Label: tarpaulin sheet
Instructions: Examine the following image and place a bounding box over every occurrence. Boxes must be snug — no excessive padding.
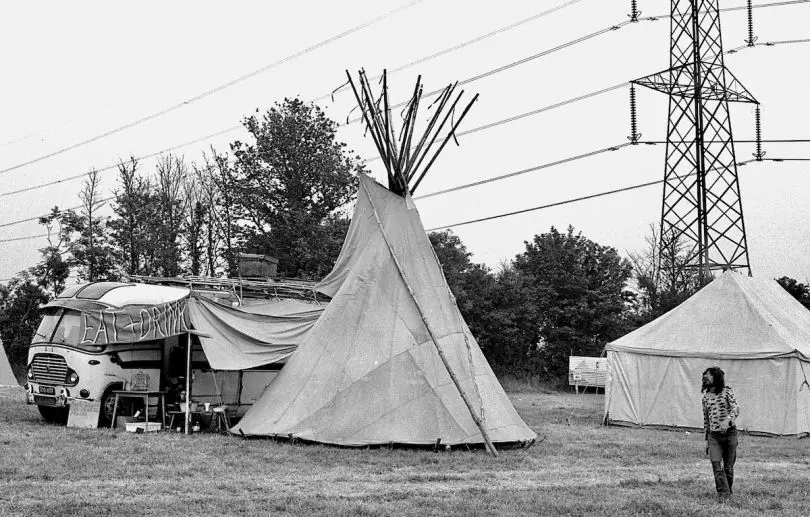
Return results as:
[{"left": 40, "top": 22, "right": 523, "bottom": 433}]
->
[
  {"left": 233, "top": 175, "right": 536, "bottom": 446},
  {"left": 187, "top": 295, "right": 324, "bottom": 371}
]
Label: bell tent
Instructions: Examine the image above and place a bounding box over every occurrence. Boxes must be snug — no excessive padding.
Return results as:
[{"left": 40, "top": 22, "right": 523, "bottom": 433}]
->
[
  {"left": 232, "top": 71, "right": 536, "bottom": 452},
  {"left": 604, "top": 271, "right": 810, "bottom": 436},
  {"left": 0, "top": 339, "right": 18, "bottom": 387}
]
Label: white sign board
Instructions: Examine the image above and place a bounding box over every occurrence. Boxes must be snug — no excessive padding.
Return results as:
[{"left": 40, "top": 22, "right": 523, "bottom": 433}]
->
[{"left": 67, "top": 398, "right": 101, "bottom": 429}]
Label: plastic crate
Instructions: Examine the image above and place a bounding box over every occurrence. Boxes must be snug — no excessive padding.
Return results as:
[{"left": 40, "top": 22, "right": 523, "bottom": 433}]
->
[{"left": 125, "top": 422, "right": 162, "bottom": 433}]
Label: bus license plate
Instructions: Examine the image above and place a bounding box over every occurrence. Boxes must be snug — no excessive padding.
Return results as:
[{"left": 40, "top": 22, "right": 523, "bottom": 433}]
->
[{"left": 39, "top": 386, "right": 55, "bottom": 395}]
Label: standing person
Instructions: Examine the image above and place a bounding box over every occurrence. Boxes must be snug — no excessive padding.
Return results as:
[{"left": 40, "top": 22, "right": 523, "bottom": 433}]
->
[{"left": 702, "top": 366, "right": 740, "bottom": 499}]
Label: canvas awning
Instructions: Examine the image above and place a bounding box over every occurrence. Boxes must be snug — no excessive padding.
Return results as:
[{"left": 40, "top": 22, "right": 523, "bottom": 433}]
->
[{"left": 187, "top": 294, "right": 324, "bottom": 370}]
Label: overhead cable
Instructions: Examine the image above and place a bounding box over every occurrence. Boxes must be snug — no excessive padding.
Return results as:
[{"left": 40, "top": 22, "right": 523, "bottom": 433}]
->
[
  {"left": 0, "top": 126, "right": 240, "bottom": 198},
  {"left": 415, "top": 142, "right": 636, "bottom": 200},
  {"left": 0, "top": 83, "right": 630, "bottom": 198},
  {"left": 347, "top": 19, "right": 634, "bottom": 124},
  {"left": 642, "top": 0, "right": 810, "bottom": 20},
  {"left": 0, "top": 0, "right": 423, "bottom": 177},
  {"left": 317, "top": 0, "right": 586, "bottom": 103},
  {"left": 426, "top": 180, "right": 666, "bottom": 231},
  {"left": 728, "top": 37, "right": 810, "bottom": 53},
  {"left": 0, "top": 234, "right": 48, "bottom": 244},
  {"left": 0, "top": 197, "right": 114, "bottom": 230},
  {"left": 3, "top": 155, "right": 801, "bottom": 241}
]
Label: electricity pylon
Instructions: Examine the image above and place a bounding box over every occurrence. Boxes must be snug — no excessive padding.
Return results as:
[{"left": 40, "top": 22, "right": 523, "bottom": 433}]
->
[{"left": 633, "top": 0, "right": 757, "bottom": 282}]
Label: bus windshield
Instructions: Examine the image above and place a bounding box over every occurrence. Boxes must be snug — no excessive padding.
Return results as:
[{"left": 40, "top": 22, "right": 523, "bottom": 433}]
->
[
  {"left": 33, "top": 310, "right": 62, "bottom": 344},
  {"left": 33, "top": 309, "right": 102, "bottom": 351}
]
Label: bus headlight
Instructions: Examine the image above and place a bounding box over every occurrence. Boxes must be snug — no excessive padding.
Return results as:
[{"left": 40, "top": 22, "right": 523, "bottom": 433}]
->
[
  {"left": 66, "top": 369, "right": 79, "bottom": 385},
  {"left": 27, "top": 365, "right": 34, "bottom": 380}
]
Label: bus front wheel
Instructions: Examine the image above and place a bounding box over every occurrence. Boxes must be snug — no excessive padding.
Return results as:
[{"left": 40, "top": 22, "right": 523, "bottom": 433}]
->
[
  {"left": 37, "top": 405, "right": 69, "bottom": 424},
  {"left": 99, "top": 386, "right": 122, "bottom": 428}
]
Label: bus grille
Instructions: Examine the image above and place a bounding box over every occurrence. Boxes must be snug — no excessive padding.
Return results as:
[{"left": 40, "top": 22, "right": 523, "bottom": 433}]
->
[{"left": 31, "top": 354, "right": 68, "bottom": 385}]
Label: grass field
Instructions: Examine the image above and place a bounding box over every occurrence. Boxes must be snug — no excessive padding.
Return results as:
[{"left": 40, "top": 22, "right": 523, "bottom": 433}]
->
[{"left": 1, "top": 385, "right": 808, "bottom": 516}]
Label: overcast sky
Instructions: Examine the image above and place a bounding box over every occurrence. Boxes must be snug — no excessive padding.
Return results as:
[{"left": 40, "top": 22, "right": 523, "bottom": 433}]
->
[{"left": 1, "top": 0, "right": 808, "bottom": 283}]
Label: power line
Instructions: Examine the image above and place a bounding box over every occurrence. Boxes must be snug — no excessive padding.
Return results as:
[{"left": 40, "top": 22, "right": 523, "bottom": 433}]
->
[
  {"left": 426, "top": 179, "right": 664, "bottom": 231},
  {"left": 728, "top": 37, "right": 810, "bottom": 53},
  {"left": 347, "top": 19, "right": 634, "bottom": 124},
  {"left": 425, "top": 152, "right": 805, "bottom": 231},
  {"left": 0, "top": 0, "right": 423, "bottom": 177},
  {"left": 642, "top": 0, "right": 810, "bottom": 20},
  {"left": 0, "top": 234, "right": 48, "bottom": 244},
  {"left": 0, "top": 126, "right": 240, "bottom": 199},
  {"left": 317, "top": 0, "right": 586, "bottom": 103},
  {"left": 362, "top": 82, "right": 629, "bottom": 165},
  {"left": 0, "top": 2, "right": 609, "bottom": 198},
  {"left": 1, "top": 135, "right": 807, "bottom": 229},
  {"left": 4, "top": 0, "right": 808, "bottom": 219},
  {"left": 3, "top": 153, "right": 803, "bottom": 242},
  {"left": 0, "top": 82, "right": 631, "bottom": 198},
  {"left": 415, "top": 142, "right": 637, "bottom": 200},
  {"left": 4, "top": 1, "right": 583, "bottom": 155},
  {"left": 0, "top": 196, "right": 114, "bottom": 230}
]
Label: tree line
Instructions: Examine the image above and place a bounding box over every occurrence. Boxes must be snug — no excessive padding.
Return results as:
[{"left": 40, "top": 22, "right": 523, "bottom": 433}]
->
[{"left": 2, "top": 98, "right": 809, "bottom": 384}]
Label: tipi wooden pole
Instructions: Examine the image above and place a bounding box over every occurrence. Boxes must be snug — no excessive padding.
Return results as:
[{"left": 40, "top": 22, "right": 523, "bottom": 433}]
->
[{"left": 361, "top": 178, "right": 498, "bottom": 457}]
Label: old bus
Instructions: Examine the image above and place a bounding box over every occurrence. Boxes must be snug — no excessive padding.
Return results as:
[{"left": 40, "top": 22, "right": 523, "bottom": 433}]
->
[{"left": 26, "top": 279, "right": 325, "bottom": 426}]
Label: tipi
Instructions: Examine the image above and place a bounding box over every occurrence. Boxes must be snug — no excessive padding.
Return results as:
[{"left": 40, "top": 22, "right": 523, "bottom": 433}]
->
[
  {"left": 0, "top": 339, "right": 18, "bottom": 387},
  {"left": 232, "top": 72, "right": 536, "bottom": 453},
  {"left": 604, "top": 271, "right": 810, "bottom": 436}
]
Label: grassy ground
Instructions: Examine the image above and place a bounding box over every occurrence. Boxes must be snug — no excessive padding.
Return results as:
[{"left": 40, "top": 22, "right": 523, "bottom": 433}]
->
[{"left": 1, "top": 385, "right": 808, "bottom": 516}]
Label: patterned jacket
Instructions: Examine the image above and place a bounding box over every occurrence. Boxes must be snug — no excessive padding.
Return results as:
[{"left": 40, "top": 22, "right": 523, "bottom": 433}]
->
[{"left": 702, "top": 386, "right": 740, "bottom": 438}]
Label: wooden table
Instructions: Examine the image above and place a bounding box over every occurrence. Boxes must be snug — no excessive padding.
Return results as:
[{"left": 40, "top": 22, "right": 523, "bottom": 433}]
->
[
  {"left": 167, "top": 407, "right": 231, "bottom": 433},
  {"left": 110, "top": 390, "right": 167, "bottom": 430}
]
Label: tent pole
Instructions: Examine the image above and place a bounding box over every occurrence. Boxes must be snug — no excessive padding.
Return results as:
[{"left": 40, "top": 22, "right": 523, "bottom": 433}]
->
[
  {"left": 185, "top": 332, "right": 191, "bottom": 436},
  {"left": 361, "top": 178, "right": 499, "bottom": 457}
]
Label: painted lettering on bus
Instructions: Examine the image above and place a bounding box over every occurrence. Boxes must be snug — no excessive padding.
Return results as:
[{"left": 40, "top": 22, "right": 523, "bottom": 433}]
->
[{"left": 79, "top": 298, "right": 191, "bottom": 344}]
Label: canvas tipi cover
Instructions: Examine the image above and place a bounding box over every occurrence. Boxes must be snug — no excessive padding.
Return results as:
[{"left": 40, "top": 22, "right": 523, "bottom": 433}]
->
[
  {"left": 604, "top": 271, "right": 810, "bottom": 435},
  {"left": 0, "top": 339, "right": 18, "bottom": 387},
  {"left": 232, "top": 175, "right": 536, "bottom": 446}
]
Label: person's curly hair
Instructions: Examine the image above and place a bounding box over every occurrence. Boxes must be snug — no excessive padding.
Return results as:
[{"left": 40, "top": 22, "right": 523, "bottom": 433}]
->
[{"left": 701, "top": 366, "right": 726, "bottom": 394}]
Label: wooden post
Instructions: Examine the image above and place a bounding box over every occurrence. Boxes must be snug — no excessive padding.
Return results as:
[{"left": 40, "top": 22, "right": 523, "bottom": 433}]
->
[
  {"left": 361, "top": 179, "right": 498, "bottom": 457},
  {"left": 183, "top": 329, "right": 212, "bottom": 436},
  {"left": 185, "top": 331, "right": 191, "bottom": 436}
]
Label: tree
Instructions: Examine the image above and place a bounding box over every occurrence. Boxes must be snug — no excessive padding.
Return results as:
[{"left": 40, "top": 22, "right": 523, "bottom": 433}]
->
[
  {"left": 110, "top": 157, "right": 153, "bottom": 276},
  {"left": 154, "top": 154, "right": 188, "bottom": 277},
  {"left": 182, "top": 179, "right": 207, "bottom": 276},
  {"left": 514, "top": 226, "right": 633, "bottom": 381},
  {"left": 429, "top": 231, "right": 540, "bottom": 376},
  {"left": 628, "top": 223, "right": 702, "bottom": 321},
  {"left": 230, "top": 98, "right": 362, "bottom": 278},
  {"left": 775, "top": 276, "right": 810, "bottom": 310},
  {"left": 194, "top": 149, "right": 241, "bottom": 277},
  {"left": 68, "top": 169, "right": 117, "bottom": 282},
  {"left": 0, "top": 276, "right": 50, "bottom": 377},
  {"left": 28, "top": 207, "right": 73, "bottom": 296}
]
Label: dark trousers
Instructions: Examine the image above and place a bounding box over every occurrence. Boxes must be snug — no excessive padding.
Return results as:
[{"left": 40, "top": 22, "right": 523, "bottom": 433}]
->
[{"left": 707, "top": 427, "right": 737, "bottom": 494}]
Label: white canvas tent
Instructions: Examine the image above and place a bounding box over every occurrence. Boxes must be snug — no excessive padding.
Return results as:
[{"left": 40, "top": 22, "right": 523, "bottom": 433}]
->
[
  {"left": 604, "top": 271, "right": 810, "bottom": 436},
  {"left": 0, "top": 338, "right": 18, "bottom": 387},
  {"left": 232, "top": 175, "right": 537, "bottom": 447}
]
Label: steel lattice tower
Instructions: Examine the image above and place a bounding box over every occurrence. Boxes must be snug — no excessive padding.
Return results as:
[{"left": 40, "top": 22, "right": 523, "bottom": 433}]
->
[{"left": 634, "top": 0, "right": 758, "bottom": 281}]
